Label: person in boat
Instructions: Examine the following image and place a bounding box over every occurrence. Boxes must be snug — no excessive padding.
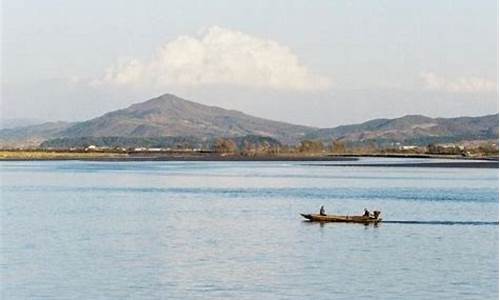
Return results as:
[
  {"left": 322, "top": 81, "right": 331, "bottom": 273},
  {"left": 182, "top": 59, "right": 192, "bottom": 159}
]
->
[
  {"left": 319, "top": 205, "right": 326, "bottom": 216},
  {"left": 363, "top": 208, "right": 370, "bottom": 217}
]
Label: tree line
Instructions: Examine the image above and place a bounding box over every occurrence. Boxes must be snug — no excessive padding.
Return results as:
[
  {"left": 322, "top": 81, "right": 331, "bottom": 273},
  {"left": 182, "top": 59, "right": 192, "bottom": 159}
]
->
[{"left": 39, "top": 135, "right": 498, "bottom": 157}]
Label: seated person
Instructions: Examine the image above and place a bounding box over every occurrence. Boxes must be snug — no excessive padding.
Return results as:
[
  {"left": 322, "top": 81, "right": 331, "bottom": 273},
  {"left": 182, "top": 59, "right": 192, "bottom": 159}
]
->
[
  {"left": 319, "top": 205, "right": 326, "bottom": 216},
  {"left": 363, "top": 208, "right": 370, "bottom": 217}
]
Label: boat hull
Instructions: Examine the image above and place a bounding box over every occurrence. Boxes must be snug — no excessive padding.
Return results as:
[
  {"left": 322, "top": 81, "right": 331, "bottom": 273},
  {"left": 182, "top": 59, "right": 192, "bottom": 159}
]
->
[{"left": 301, "top": 213, "right": 382, "bottom": 223}]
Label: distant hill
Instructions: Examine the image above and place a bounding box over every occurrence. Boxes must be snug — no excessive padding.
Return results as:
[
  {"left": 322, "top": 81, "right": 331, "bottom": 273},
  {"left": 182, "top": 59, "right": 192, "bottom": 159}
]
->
[
  {"left": 0, "top": 121, "right": 73, "bottom": 147},
  {"left": 305, "top": 114, "right": 499, "bottom": 146},
  {"left": 0, "top": 94, "right": 314, "bottom": 147},
  {"left": 0, "top": 93, "right": 497, "bottom": 148},
  {"left": 58, "top": 94, "right": 313, "bottom": 144},
  {"left": 0, "top": 118, "right": 46, "bottom": 130}
]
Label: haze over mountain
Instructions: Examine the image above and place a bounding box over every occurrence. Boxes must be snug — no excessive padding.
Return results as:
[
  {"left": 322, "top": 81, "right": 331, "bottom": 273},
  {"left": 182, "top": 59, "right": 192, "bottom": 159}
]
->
[
  {"left": 0, "top": 93, "right": 497, "bottom": 148},
  {"left": 0, "top": 121, "right": 73, "bottom": 147},
  {"left": 0, "top": 118, "right": 47, "bottom": 130}
]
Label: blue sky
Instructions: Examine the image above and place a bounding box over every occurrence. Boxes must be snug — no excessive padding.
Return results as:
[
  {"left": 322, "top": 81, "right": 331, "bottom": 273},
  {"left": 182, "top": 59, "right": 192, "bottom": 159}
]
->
[{"left": 2, "top": 0, "right": 498, "bottom": 127}]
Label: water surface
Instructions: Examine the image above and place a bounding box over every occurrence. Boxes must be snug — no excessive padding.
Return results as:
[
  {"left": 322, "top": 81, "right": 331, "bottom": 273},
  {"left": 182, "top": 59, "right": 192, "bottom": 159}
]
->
[{"left": 1, "top": 159, "right": 498, "bottom": 299}]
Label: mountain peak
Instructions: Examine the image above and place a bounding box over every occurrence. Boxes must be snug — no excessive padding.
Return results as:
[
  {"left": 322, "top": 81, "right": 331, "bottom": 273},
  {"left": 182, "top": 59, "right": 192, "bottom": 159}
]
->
[
  {"left": 149, "top": 93, "right": 187, "bottom": 103},
  {"left": 55, "top": 93, "right": 313, "bottom": 143},
  {"left": 397, "top": 114, "right": 432, "bottom": 122},
  {"left": 128, "top": 93, "right": 194, "bottom": 110}
]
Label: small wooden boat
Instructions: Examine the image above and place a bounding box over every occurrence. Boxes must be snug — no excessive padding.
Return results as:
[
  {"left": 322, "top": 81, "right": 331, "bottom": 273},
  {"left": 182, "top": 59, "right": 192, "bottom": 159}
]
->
[{"left": 301, "top": 212, "right": 382, "bottom": 224}]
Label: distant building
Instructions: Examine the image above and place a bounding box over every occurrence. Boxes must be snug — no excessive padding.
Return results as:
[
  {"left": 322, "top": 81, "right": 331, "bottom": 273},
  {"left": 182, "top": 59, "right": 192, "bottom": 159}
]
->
[
  {"left": 438, "top": 144, "right": 464, "bottom": 150},
  {"left": 399, "top": 145, "right": 418, "bottom": 150}
]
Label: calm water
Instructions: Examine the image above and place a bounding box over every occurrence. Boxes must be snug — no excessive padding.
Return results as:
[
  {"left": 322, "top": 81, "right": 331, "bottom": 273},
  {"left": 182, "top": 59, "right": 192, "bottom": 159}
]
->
[{"left": 1, "top": 159, "right": 498, "bottom": 299}]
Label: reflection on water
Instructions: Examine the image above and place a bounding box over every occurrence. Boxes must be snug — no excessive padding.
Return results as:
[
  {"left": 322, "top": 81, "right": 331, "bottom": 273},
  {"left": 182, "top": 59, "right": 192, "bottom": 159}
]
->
[{"left": 1, "top": 160, "right": 498, "bottom": 299}]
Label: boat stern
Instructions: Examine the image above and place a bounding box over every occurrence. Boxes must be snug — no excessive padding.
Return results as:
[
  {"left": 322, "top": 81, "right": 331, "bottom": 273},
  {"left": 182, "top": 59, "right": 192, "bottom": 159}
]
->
[{"left": 300, "top": 213, "right": 313, "bottom": 221}]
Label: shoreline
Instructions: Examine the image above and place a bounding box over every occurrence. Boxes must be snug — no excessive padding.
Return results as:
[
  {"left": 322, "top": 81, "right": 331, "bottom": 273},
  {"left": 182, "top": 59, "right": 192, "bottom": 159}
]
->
[{"left": 0, "top": 151, "right": 498, "bottom": 164}]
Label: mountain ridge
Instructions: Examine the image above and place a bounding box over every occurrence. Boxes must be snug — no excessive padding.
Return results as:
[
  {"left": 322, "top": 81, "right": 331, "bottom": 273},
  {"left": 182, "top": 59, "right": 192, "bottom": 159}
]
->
[
  {"left": 58, "top": 93, "right": 315, "bottom": 143},
  {"left": 1, "top": 94, "right": 315, "bottom": 146},
  {"left": 305, "top": 113, "right": 499, "bottom": 146},
  {"left": 0, "top": 93, "right": 497, "bottom": 147}
]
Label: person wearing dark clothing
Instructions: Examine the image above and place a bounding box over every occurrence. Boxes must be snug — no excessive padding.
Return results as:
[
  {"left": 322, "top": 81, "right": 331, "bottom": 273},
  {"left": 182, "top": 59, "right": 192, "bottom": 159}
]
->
[
  {"left": 363, "top": 208, "right": 370, "bottom": 217},
  {"left": 319, "top": 206, "right": 326, "bottom": 216}
]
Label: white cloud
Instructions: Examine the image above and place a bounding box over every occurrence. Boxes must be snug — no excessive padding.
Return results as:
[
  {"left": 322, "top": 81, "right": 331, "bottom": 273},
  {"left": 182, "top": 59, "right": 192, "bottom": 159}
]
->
[
  {"left": 420, "top": 72, "right": 497, "bottom": 93},
  {"left": 96, "top": 26, "right": 331, "bottom": 91}
]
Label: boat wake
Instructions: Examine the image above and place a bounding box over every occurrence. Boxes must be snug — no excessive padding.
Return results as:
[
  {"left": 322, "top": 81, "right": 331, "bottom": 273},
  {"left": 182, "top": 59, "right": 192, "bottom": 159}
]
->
[{"left": 383, "top": 220, "right": 498, "bottom": 226}]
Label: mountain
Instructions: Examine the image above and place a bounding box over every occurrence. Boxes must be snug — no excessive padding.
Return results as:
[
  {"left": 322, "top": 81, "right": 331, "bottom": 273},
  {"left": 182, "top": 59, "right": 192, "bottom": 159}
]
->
[
  {"left": 0, "top": 121, "right": 73, "bottom": 147},
  {"left": 0, "top": 93, "right": 497, "bottom": 148},
  {"left": 305, "top": 114, "right": 499, "bottom": 146},
  {"left": 0, "top": 94, "right": 314, "bottom": 146},
  {"left": 0, "top": 118, "right": 46, "bottom": 130},
  {"left": 58, "top": 94, "right": 314, "bottom": 144}
]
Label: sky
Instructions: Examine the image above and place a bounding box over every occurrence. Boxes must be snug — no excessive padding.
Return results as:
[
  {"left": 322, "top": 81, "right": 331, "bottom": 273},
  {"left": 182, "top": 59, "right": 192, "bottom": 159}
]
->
[{"left": 1, "top": 0, "right": 498, "bottom": 127}]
